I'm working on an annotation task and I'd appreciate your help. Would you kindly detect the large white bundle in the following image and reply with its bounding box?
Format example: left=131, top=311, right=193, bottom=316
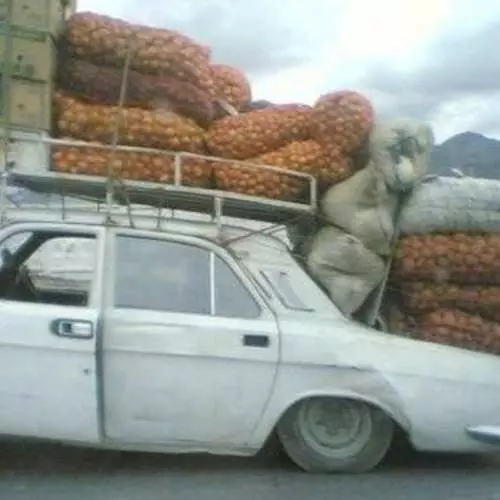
left=320, top=165, right=398, bottom=256
left=300, top=118, right=434, bottom=316
left=306, top=226, right=385, bottom=316
left=320, top=118, right=433, bottom=256
left=400, top=176, right=500, bottom=234
left=369, top=117, right=434, bottom=192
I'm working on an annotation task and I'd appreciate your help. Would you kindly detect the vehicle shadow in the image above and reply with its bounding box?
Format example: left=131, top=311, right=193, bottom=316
left=0, top=435, right=498, bottom=476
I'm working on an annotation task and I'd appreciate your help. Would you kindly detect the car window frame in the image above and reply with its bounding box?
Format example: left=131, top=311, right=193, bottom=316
left=259, top=268, right=315, bottom=312
left=210, top=250, right=262, bottom=319
left=109, top=228, right=266, bottom=320
left=0, top=223, right=104, bottom=309
left=23, top=233, right=98, bottom=307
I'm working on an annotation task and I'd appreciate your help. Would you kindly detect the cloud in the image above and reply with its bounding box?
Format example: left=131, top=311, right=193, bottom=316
left=364, top=20, right=500, bottom=97
left=357, top=18, right=500, bottom=140
left=113, top=0, right=344, bottom=77
left=433, top=97, right=500, bottom=141
left=78, top=0, right=453, bottom=89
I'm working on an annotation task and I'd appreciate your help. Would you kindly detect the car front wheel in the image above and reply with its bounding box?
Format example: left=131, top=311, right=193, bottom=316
left=277, top=397, right=394, bottom=473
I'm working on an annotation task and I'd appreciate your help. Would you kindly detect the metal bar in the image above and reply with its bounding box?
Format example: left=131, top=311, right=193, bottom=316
left=174, top=154, right=182, bottom=185
left=156, top=204, right=161, bottom=229
left=214, top=197, right=223, bottom=235
left=209, top=251, right=216, bottom=315
left=115, top=177, right=135, bottom=228
left=61, top=191, right=66, bottom=220
left=0, top=1, right=13, bottom=222
left=309, top=176, right=318, bottom=208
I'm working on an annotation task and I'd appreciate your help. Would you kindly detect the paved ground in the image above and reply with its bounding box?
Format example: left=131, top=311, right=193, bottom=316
left=0, top=438, right=500, bottom=500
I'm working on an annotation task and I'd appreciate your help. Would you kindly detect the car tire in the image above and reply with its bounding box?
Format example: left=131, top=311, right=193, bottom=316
left=277, top=397, right=394, bottom=473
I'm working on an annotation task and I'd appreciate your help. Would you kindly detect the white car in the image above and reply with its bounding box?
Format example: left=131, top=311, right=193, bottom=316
left=0, top=204, right=500, bottom=474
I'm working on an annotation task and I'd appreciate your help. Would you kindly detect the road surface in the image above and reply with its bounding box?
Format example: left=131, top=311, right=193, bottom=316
left=0, top=438, right=499, bottom=500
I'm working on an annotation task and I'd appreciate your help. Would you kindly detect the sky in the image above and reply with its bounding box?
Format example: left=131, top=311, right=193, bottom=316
left=77, top=0, right=500, bottom=143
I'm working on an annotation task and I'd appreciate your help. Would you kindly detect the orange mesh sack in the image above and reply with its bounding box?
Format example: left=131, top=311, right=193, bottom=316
left=312, top=90, right=374, bottom=155
left=214, top=140, right=354, bottom=201
left=206, top=104, right=312, bottom=159
left=212, top=64, right=252, bottom=109
left=64, top=12, right=215, bottom=97
left=411, top=309, right=500, bottom=355
left=316, top=145, right=356, bottom=188
left=214, top=140, right=312, bottom=201
left=52, top=146, right=212, bottom=187
left=54, top=93, right=206, bottom=152
left=57, top=58, right=215, bottom=126
left=393, top=233, right=500, bottom=284
left=401, top=282, right=500, bottom=318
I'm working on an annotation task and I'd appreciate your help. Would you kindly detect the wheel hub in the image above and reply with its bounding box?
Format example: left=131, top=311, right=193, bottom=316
left=298, top=399, right=373, bottom=458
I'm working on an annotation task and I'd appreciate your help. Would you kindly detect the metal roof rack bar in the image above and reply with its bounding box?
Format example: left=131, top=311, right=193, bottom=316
left=29, top=136, right=319, bottom=182
left=9, top=170, right=315, bottom=224
left=5, top=137, right=318, bottom=226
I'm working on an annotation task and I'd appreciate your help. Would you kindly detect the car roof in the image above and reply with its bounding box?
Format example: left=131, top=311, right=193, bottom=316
left=1, top=203, right=293, bottom=264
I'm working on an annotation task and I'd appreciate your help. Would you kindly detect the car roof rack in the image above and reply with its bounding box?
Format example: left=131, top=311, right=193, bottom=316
left=1, top=137, right=318, bottom=231
left=0, top=39, right=318, bottom=236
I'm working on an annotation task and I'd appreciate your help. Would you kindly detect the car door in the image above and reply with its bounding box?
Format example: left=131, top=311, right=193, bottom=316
left=0, top=222, right=105, bottom=442
left=102, top=228, right=280, bottom=448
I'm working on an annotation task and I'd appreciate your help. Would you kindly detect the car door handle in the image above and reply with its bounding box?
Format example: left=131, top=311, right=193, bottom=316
left=243, top=334, right=270, bottom=348
left=50, top=319, right=94, bottom=339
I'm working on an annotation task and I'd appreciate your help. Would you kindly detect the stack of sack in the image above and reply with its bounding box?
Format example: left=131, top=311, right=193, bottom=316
left=292, top=118, right=434, bottom=317
left=387, top=177, right=500, bottom=355
left=46, top=12, right=381, bottom=202
left=49, top=12, right=377, bottom=199
left=50, top=13, right=380, bottom=203
left=51, top=12, right=252, bottom=187
left=207, top=91, right=374, bottom=201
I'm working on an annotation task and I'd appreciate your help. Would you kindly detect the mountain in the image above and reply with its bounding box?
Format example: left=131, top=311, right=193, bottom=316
left=430, top=131, right=500, bottom=178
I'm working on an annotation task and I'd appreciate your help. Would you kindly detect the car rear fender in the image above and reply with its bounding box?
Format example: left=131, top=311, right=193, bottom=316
left=248, top=365, right=412, bottom=449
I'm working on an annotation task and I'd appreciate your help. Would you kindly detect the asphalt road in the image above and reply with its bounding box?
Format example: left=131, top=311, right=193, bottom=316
left=1, top=438, right=500, bottom=500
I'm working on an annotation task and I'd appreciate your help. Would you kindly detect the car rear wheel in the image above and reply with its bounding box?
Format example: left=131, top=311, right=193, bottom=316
left=277, top=397, right=394, bottom=473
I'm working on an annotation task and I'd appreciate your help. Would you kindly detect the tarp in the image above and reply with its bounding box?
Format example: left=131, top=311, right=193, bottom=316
left=401, top=176, right=500, bottom=234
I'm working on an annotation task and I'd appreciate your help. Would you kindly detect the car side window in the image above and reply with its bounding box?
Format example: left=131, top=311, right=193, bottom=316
left=0, top=230, right=97, bottom=307
left=114, top=235, right=261, bottom=318
left=114, top=236, right=211, bottom=315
